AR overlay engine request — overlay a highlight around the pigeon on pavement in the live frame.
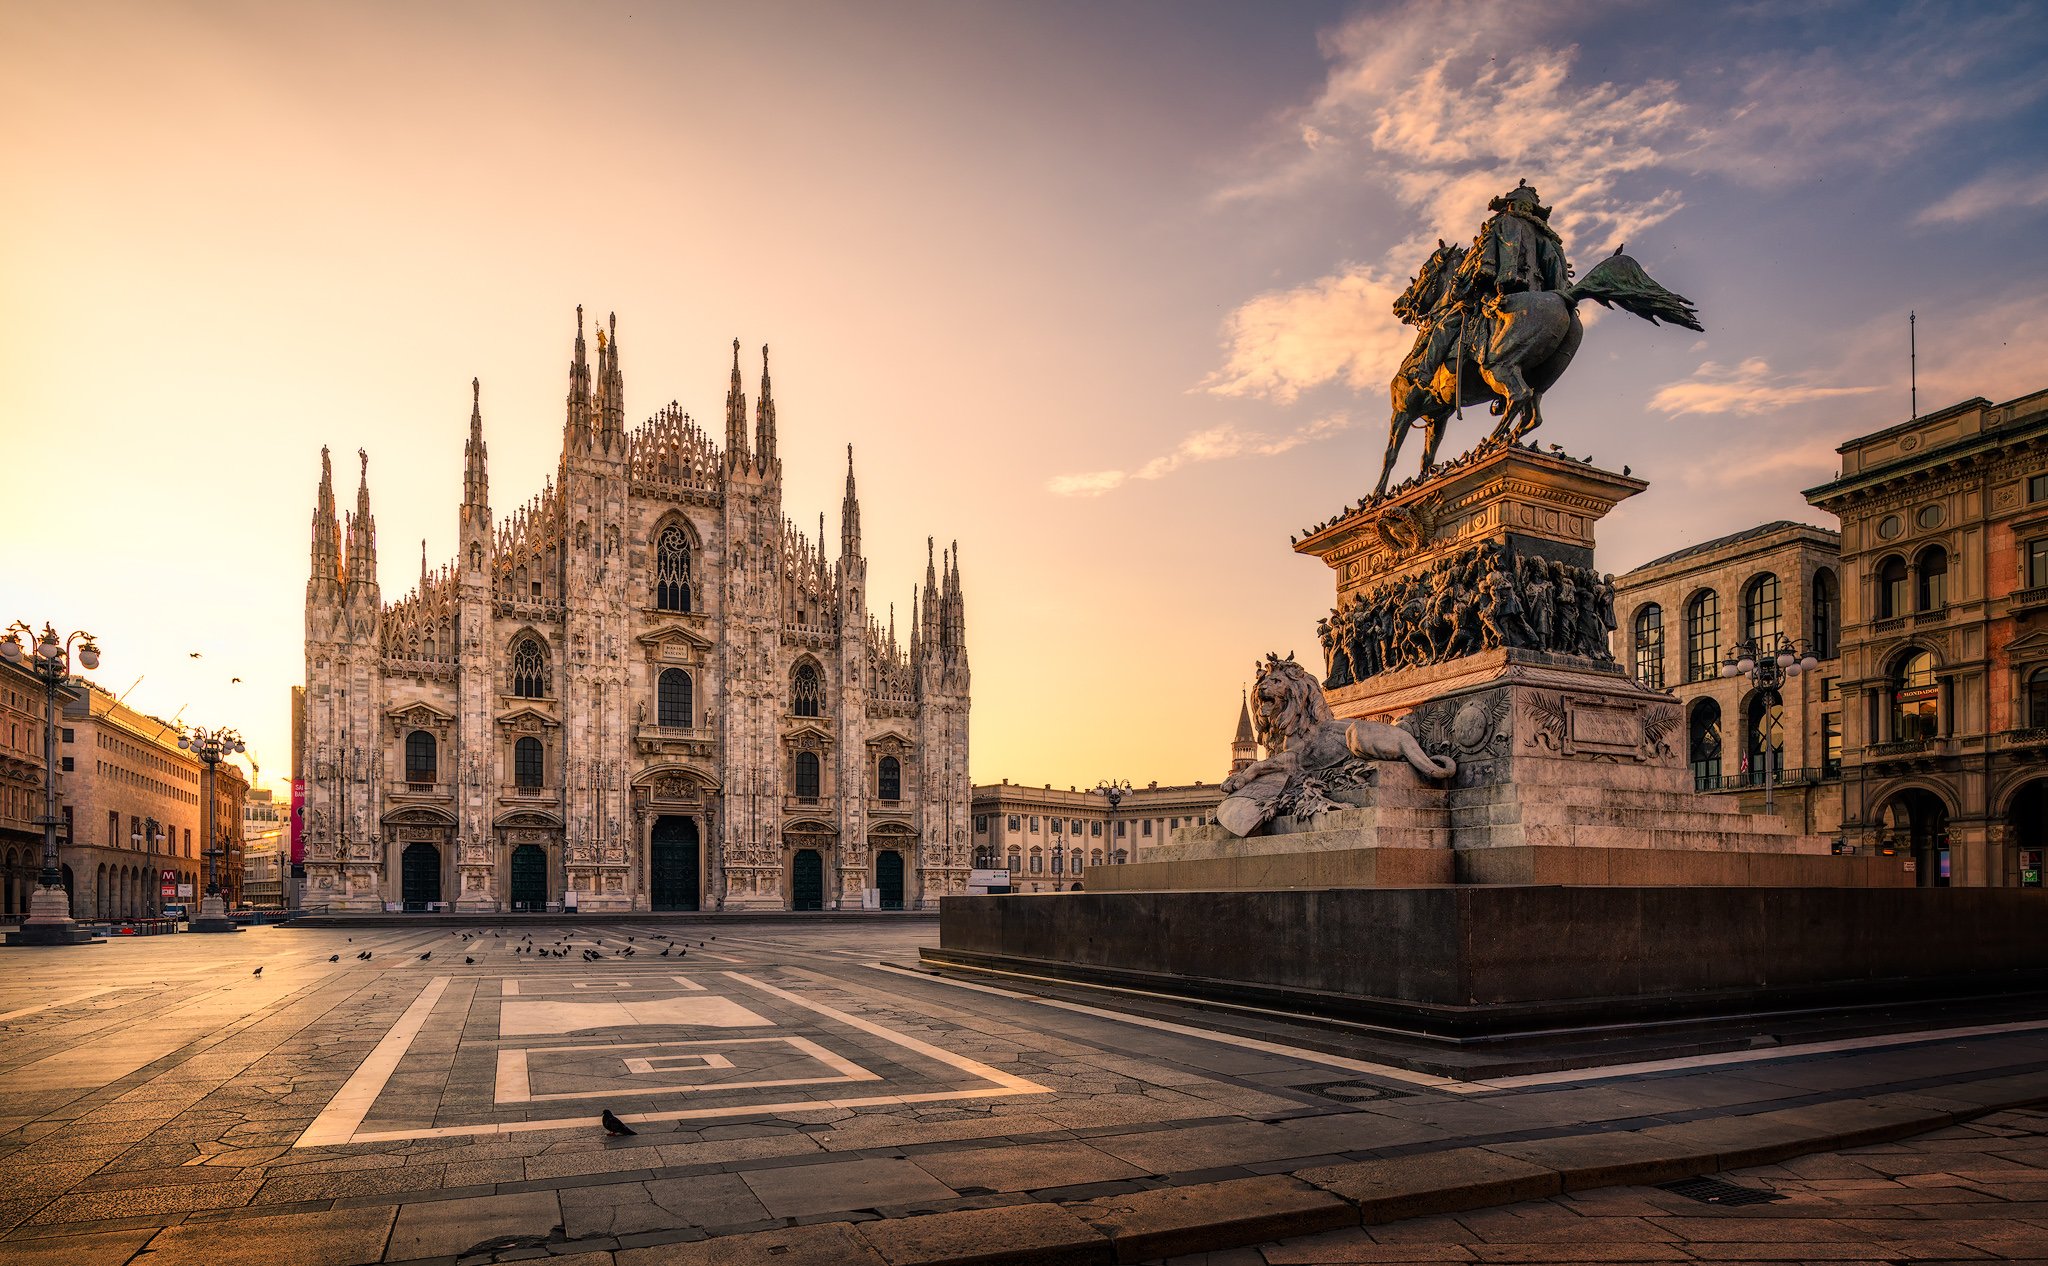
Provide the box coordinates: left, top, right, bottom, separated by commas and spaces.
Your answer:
600, 1109, 636, 1137
252, 966, 263, 976
328, 954, 339, 962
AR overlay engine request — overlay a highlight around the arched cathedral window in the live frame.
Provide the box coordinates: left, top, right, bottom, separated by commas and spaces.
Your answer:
793, 750, 820, 800
404, 731, 436, 785
792, 661, 824, 717
511, 637, 549, 698
514, 737, 543, 790
656, 524, 691, 612
878, 756, 901, 802
658, 668, 693, 728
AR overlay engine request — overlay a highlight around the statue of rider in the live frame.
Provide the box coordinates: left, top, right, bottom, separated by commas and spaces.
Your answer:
1403, 180, 1574, 397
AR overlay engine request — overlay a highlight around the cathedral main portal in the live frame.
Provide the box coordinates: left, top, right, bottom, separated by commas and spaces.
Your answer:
509, 845, 547, 911
650, 816, 701, 911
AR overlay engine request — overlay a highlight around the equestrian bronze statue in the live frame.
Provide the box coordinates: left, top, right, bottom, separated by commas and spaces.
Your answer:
1374, 180, 1702, 500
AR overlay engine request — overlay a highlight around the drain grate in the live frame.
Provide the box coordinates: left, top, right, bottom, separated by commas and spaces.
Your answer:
1295, 1080, 1411, 1103
1657, 1176, 1785, 1206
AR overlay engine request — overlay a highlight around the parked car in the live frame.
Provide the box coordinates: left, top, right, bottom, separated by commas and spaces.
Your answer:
161, 904, 188, 922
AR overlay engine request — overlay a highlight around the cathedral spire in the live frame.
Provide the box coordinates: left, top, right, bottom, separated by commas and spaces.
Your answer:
597, 311, 624, 449
754, 343, 777, 470
463, 377, 490, 528
309, 445, 340, 598
724, 337, 750, 467
565, 305, 591, 454
1231, 689, 1258, 773
345, 448, 377, 597
840, 444, 862, 560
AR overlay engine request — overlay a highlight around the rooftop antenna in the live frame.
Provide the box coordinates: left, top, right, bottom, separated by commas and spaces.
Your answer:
1910, 310, 1918, 420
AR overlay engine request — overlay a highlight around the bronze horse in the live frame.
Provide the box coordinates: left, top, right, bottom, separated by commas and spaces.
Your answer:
1375, 244, 1702, 499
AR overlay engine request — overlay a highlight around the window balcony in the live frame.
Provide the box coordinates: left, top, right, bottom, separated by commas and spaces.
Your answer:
1870, 616, 1907, 634
2011, 586, 2048, 614
2001, 726, 2048, 751
388, 780, 452, 800
1693, 765, 1841, 793
1868, 736, 1933, 758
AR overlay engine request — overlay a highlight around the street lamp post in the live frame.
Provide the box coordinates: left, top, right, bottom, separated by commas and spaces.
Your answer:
179, 725, 245, 934
1719, 635, 1821, 815
1095, 779, 1131, 864
2, 621, 100, 946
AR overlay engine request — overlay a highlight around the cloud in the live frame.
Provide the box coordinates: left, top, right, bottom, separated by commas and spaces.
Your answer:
1047, 413, 1358, 497
1200, 266, 1409, 403
1649, 358, 1879, 418
1914, 168, 2048, 226
1204, 2, 1689, 404
1687, 9, 2048, 188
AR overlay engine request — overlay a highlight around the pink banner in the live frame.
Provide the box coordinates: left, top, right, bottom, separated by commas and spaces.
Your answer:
290, 779, 305, 864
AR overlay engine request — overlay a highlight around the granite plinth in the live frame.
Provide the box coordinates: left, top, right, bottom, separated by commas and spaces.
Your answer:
924, 887, 2048, 1036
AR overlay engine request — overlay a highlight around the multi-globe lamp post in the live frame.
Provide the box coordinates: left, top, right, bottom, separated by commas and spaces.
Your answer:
178, 725, 246, 934
1096, 778, 1132, 864
2, 621, 100, 946
1718, 635, 1821, 814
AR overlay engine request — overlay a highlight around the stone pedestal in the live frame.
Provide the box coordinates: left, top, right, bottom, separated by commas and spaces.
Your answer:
188, 892, 242, 934
6, 884, 97, 945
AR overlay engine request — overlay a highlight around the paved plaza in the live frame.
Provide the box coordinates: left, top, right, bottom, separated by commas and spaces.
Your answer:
1, 920, 2046, 1265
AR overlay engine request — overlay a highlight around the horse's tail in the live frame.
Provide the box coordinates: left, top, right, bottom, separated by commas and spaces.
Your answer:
1564, 249, 1703, 332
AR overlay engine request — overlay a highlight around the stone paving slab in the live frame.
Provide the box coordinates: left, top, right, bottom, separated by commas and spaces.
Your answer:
4, 924, 2048, 1264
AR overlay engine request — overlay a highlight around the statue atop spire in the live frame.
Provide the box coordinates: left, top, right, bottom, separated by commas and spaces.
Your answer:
724, 336, 749, 464
753, 343, 777, 468
840, 443, 862, 560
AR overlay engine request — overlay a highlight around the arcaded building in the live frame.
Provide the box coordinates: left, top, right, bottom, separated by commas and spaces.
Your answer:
1806, 388, 2048, 887
301, 312, 971, 913
1611, 521, 1845, 838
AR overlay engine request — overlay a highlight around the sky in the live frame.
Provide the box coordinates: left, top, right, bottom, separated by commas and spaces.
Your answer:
4, 0, 2046, 790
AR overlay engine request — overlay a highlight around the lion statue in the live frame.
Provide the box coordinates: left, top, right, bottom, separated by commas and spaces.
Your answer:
1216, 653, 1456, 837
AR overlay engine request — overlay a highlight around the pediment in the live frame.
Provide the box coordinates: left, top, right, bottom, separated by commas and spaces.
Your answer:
380, 805, 456, 827
781, 719, 834, 746
492, 808, 564, 829
2008, 629, 2048, 661
386, 700, 456, 725
867, 821, 917, 839
782, 818, 840, 836
632, 764, 723, 796
496, 705, 561, 731
637, 624, 715, 663
866, 729, 913, 751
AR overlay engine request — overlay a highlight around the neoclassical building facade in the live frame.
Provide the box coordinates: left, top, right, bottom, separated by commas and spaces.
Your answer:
301, 312, 971, 912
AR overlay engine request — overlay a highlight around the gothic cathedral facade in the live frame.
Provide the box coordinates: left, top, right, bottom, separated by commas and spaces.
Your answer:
301, 311, 971, 912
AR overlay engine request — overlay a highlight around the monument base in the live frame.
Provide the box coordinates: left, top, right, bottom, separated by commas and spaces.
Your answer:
7, 886, 99, 945
923, 887, 2048, 1039
188, 893, 242, 934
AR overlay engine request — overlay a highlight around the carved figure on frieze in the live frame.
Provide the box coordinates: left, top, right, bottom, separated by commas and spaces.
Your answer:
1521, 557, 1555, 651
1218, 654, 1455, 837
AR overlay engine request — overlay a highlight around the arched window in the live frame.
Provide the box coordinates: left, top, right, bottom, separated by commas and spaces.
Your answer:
1916, 545, 1948, 611
1893, 650, 1940, 742
792, 662, 824, 717
657, 668, 692, 728
1812, 569, 1838, 658
1632, 604, 1665, 689
514, 737, 543, 790
655, 523, 691, 612
1006, 850, 1021, 874
2030, 668, 2048, 731
793, 750, 820, 800
1745, 689, 1783, 783
1685, 591, 1720, 683
1877, 556, 1908, 620
511, 637, 548, 698
1742, 574, 1782, 647
1689, 698, 1722, 787
878, 756, 901, 802
404, 730, 436, 784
